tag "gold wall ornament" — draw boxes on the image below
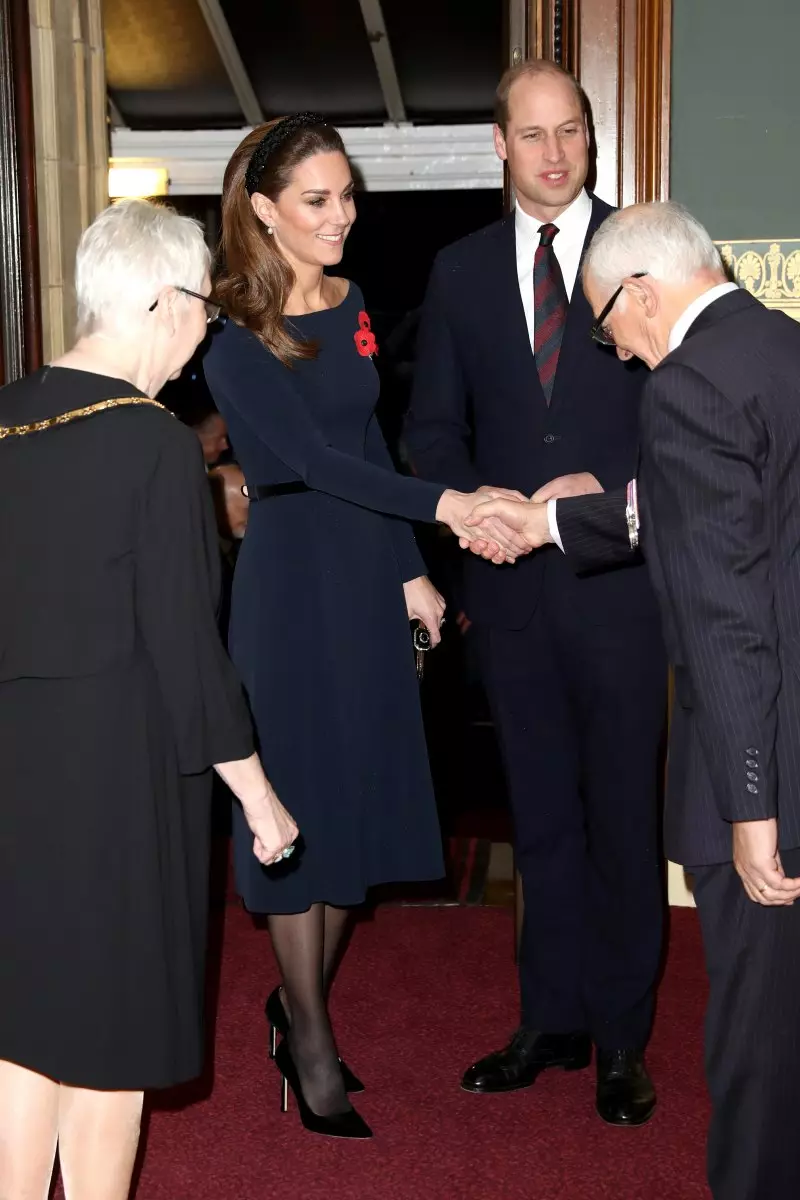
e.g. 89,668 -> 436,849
716,239 -> 800,323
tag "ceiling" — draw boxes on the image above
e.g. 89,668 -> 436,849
103,0 -> 505,130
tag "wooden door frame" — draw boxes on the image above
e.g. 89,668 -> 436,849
0,0 -> 42,384
505,0 -> 672,208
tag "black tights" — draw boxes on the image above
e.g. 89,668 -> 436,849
267,904 -> 352,1116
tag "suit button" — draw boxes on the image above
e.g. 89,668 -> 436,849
746,759 -> 758,768
746,783 -> 759,794
543,434 -> 561,444
746,771 -> 758,782
746,747 -> 759,756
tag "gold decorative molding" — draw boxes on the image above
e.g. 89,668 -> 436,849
716,239 -> 800,323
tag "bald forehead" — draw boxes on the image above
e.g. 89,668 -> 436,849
506,71 -> 584,125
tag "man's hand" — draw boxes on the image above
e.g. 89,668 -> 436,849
531,472 -> 603,503
459,498 -> 552,561
732,818 -> 800,905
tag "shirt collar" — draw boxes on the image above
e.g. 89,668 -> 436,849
514,188 -> 592,248
667,282 -> 740,352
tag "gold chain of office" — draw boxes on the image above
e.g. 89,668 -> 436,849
0,397 -> 171,439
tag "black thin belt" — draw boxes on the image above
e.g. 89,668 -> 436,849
243,481 -> 311,501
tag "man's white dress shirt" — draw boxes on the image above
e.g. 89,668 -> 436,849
666,282 -> 739,352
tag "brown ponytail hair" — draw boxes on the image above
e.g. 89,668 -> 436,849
215,118 -> 349,367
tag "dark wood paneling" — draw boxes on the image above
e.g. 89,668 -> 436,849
10,0 -> 41,372
0,0 -> 41,383
574,0 -> 671,205
0,0 -> 25,383
505,2 -> 671,207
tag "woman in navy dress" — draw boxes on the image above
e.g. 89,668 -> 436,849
204,114 -> 527,1138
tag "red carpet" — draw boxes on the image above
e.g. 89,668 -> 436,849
65,905 -> 712,1199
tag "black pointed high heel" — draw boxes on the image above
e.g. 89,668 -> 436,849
265,988 -> 365,1093
274,1040 -> 372,1139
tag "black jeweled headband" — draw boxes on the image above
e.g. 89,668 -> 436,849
244,112 -> 328,196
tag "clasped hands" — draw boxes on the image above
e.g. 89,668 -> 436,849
733,817 -> 800,906
435,473 -> 603,565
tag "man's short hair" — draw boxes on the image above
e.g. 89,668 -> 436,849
494,59 -> 584,133
583,201 -> 724,293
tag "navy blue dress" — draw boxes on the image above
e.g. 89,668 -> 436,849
204,284 -> 446,911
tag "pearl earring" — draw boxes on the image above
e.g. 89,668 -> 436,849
267,225 -> 273,235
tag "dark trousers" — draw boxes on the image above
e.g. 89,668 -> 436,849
692,846 -> 800,1200
476,593 -> 666,1050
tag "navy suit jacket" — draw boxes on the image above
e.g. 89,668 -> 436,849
405,195 -> 660,630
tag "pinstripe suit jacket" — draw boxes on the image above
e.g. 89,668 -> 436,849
561,289 -> 800,866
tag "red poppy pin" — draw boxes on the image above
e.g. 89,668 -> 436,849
354,310 -> 378,358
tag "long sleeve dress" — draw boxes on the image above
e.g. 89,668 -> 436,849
0,367 -> 254,1090
204,284 -> 447,912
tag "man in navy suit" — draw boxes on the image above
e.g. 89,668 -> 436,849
405,60 -> 667,1126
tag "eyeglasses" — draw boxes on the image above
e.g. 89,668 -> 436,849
590,272 -> 648,346
148,287 -> 221,324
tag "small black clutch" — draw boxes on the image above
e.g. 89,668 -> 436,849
411,619 -> 431,680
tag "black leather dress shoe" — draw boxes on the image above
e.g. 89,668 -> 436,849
461,1028 -> 592,1094
596,1049 -> 656,1126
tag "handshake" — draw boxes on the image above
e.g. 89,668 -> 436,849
434,472 -> 603,564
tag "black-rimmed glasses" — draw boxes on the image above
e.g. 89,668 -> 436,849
590,272 -> 648,346
148,287 -> 221,324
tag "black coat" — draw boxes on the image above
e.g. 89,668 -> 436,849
0,367 -> 253,1089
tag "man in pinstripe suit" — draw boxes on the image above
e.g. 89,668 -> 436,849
467,200 -> 800,1199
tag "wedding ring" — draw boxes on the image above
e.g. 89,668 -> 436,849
281,845 -> 295,860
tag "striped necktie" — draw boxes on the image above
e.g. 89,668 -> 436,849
534,222 -> 568,404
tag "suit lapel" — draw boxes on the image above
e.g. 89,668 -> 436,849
491,213 -> 548,407
549,194 -> 610,413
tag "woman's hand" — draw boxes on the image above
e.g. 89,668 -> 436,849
471,485 -> 528,505
436,488 -> 531,564
243,788 -> 299,866
404,576 -> 446,647
462,497 -> 553,557
213,753 -> 298,865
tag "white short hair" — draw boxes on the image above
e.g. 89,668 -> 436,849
75,199 -> 211,337
583,201 -> 723,293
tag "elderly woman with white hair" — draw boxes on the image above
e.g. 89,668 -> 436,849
0,199 -> 297,1199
